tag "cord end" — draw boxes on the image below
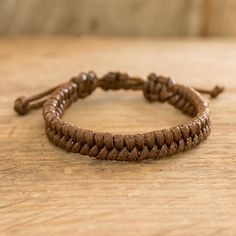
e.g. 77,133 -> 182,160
14,84 -> 61,116
14,96 -> 30,115
210,86 -> 224,98
195,85 -> 225,99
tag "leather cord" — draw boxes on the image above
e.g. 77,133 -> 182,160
14,72 -> 224,161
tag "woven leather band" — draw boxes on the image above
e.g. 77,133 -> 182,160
14,72 -> 224,161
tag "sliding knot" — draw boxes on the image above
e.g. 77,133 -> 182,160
99,72 -> 129,90
71,71 -> 98,98
147,73 -> 175,87
98,72 -> 145,91
14,96 -> 29,115
143,73 -> 175,102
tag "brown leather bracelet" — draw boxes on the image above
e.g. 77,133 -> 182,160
14,72 -> 224,161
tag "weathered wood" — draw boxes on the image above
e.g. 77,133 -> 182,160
0,0 -> 202,36
1,0 -> 236,36
0,37 -> 236,236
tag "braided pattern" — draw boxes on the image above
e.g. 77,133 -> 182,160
41,71 -> 211,161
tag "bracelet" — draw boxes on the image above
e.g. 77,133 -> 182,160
14,72 -> 224,161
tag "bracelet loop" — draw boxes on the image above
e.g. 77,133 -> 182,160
14,72 -> 224,161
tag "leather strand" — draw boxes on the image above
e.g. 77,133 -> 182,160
14,72 -> 224,161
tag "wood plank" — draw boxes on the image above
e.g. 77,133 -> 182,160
0,0 -> 201,36
0,37 -> 236,236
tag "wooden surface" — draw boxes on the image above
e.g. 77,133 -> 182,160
1,0 -> 236,36
0,37 -> 236,236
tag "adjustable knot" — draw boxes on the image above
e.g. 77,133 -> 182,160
14,96 -> 30,115
98,72 -> 145,91
71,71 -> 98,98
99,72 -> 129,90
143,73 -> 175,102
210,86 -> 224,98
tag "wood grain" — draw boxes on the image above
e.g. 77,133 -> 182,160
1,0 -> 236,36
0,37 -> 236,236
0,0 -> 201,36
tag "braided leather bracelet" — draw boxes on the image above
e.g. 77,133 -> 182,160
14,72 -> 224,161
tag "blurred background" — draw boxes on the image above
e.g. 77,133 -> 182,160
0,0 -> 235,37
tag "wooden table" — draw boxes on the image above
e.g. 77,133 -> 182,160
0,37 -> 236,236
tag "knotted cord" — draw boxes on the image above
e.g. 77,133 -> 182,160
14,72 -> 224,161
